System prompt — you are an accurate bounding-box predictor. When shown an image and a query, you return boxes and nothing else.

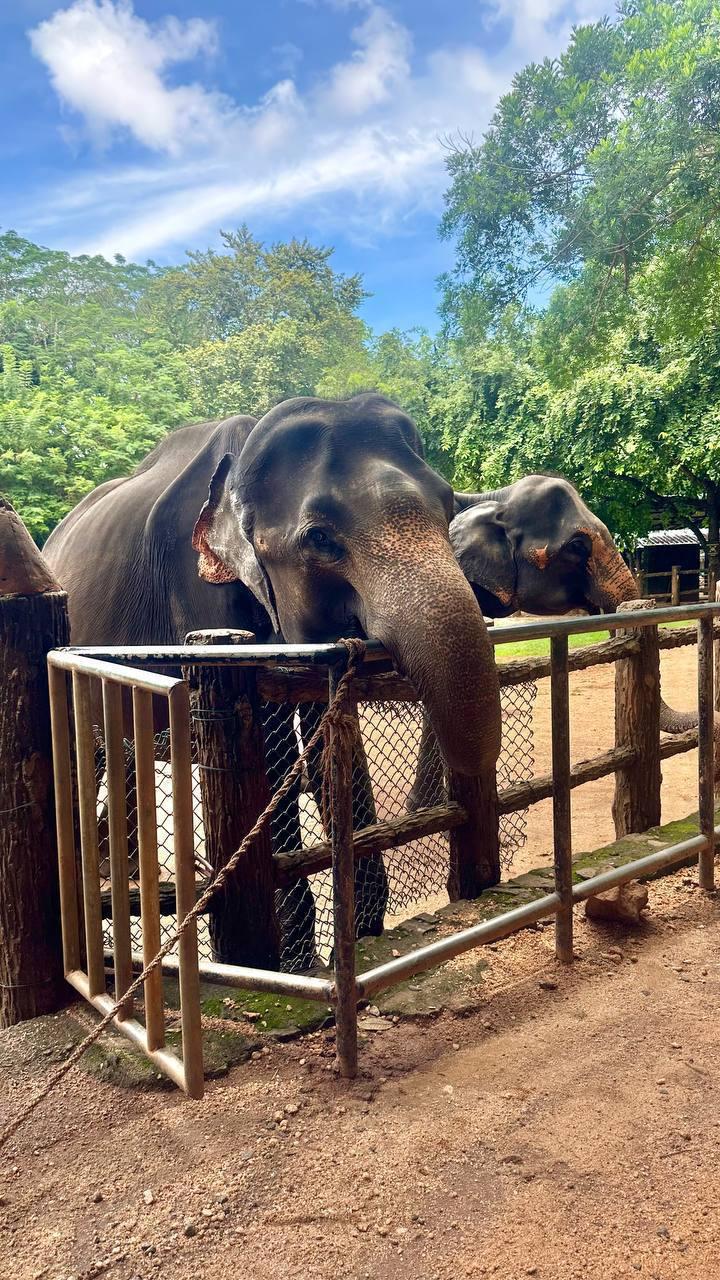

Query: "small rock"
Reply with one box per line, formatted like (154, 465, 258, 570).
(92, 1192, 103, 1204)
(538, 980, 557, 991)
(142, 1190, 154, 1206)
(452, 1043, 460, 1051)
(585, 881, 648, 925)
(183, 1221, 197, 1238)
(392, 949, 401, 958)
(367, 1005, 381, 1017)
(284, 1103, 300, 1116)
(670, 1041, 682, 1050)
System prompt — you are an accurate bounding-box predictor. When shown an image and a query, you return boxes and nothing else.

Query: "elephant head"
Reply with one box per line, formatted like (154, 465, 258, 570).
(451, 474, 638, 618)
(451, 473, 712, 747)
(192, 394, 501, 776)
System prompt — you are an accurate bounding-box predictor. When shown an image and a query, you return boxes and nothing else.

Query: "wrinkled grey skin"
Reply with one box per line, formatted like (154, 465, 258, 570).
(451, 474, 638, 618)
(44, 416, 322, 969)
(409, 473, 705, 811)
(45, 416, 268, 648)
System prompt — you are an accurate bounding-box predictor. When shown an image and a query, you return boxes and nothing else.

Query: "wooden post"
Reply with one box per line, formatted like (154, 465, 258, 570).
(447, 766, 500, 898)
(671, 564, 680, 607)
(0, 499, 69, 1026)
(714, 581, 720, 714)
(329, 664, 358, 1079)
(612, 598, 661, 837)
(638, 570, 648, 599)
(697, 616, 716, 891)
(185, 630, 280, 970)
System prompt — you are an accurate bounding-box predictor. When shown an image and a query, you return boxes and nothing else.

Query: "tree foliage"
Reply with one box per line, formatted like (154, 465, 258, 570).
(438, 0, 720, 547)
(0, 228, 371, 541)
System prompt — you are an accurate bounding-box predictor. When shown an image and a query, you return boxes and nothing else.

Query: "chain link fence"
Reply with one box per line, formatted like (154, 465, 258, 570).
(99, 678, 536, 971)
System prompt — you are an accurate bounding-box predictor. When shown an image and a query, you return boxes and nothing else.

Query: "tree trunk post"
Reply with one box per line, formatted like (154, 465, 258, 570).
(447, 765, 500, 898)
(638, 570, 648, 599)
(671, 564, 680, 606)
(612, 598, 661, 837)
(0, 499, 70, 1026)
(715, 581, 720, 714)
(185, 629, 280, 969)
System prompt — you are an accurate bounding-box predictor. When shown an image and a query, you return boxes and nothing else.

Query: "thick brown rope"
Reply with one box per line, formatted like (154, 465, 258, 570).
(0, 639, 367, 1154)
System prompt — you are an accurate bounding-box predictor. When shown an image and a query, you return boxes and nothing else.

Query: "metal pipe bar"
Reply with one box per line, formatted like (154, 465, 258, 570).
(102, 679, 133, 1020)
(66, 970, 187, 1092)
(490, 603, 720, 645)
(329, 662, 359, 1078)
(59, 604, 720, 672)
(104, 952, 334, 1001)
(357, 826, 720, 1000)
(48, 665, 81, 974)
(570, 831, 716, 902)
(49, 650, 179, 694)
(697, 616, 715, 891)
(550, 635, 573, 963)
(72, 671, 105, 997)
(61, 641, 389, 667)
(356, 892, 562, 998)
(133, 687, 165, 1052)
(168, 685, 205, 1099)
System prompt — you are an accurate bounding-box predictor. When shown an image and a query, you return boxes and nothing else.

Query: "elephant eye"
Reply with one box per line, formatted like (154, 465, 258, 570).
(566, 534, 591, 558)
(302, 526, 342, 558)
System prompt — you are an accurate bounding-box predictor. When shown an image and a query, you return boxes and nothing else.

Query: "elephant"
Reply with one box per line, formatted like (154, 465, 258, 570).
(45, 397, 502, 968)
(408, 472, 705, 811)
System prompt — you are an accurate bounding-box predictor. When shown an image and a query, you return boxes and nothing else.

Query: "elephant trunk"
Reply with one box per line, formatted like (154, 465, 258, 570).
(584, 531, 640, 613)
(354, 517, 501, 776)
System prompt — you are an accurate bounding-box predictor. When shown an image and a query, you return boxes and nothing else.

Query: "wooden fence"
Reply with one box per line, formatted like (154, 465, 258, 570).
(50, 599, 718, 1082)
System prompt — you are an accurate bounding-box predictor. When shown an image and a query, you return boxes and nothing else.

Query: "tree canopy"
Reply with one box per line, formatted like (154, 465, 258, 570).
(438, 0, 720, 549)
(0, 228, 380, 541)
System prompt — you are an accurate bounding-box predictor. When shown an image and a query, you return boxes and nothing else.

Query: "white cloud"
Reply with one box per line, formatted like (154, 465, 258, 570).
(24, 0, 614, 259)
(322, 5, 411, 115)
(29, 0, 228, 153)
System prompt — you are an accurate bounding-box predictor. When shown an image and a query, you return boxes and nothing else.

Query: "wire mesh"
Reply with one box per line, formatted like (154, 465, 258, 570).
(98, 675, 537, 972)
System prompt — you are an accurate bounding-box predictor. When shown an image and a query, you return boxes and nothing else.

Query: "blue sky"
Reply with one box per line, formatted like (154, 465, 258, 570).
(0, 0, 612, 331)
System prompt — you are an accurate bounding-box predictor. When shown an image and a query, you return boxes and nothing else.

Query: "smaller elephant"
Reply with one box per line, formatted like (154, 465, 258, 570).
(409, 473, 708, 812)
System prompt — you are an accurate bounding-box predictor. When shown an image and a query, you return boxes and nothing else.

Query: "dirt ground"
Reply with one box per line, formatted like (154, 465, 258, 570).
(1, 866, 719, 1280)
(515, 643, 699, 877)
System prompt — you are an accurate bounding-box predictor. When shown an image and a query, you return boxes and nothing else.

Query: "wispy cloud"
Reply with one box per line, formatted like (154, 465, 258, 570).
(25, 0, 613, 259)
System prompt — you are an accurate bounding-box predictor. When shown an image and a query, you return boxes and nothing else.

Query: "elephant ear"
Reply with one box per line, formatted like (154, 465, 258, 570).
(449, 501, 517, 612)
(192, 454, 279, 631)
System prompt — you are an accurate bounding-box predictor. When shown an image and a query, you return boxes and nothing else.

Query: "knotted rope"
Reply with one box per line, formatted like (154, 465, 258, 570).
(0, 638, 367, 1154)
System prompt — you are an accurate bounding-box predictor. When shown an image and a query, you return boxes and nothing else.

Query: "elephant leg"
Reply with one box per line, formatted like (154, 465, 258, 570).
(262, 701, 317, 973)
(406, 714, 446, 813)
(298, 701, 389, 941)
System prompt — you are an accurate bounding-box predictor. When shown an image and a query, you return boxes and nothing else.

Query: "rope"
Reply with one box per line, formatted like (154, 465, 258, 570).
(0, 639, 366, 1155)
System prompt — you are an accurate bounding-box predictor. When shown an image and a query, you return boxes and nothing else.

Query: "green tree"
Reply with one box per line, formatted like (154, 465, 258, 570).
(441, 0, 720, 335)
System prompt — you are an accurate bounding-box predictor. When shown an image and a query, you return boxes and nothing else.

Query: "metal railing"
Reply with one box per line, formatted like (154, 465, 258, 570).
(47, 652, 204, 1097)
(50, 600, 719, 1083)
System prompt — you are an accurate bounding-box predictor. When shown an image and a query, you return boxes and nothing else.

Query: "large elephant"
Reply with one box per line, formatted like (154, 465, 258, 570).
(192, 394, 500, 776)
(409, 473, 704, 810)
(45, 398, 501, 967)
